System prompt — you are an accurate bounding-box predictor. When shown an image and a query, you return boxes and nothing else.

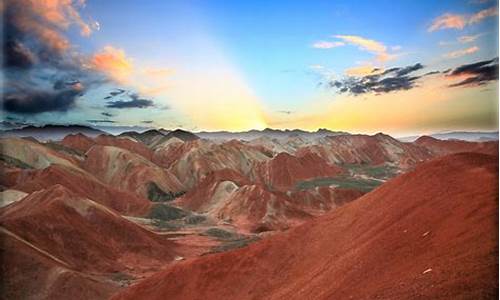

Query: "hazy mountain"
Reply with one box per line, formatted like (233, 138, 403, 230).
(0, 125, 106, 141)
(195, 128, 349, 141)
(399, 131, 499, 142)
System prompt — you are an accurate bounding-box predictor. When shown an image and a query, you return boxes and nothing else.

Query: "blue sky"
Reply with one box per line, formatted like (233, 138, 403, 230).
(2, 0, 499, 134)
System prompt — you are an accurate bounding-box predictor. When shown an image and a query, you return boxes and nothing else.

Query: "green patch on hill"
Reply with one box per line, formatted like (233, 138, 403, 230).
(148, 203, 188, 221)
(147, 182, 185, 202)
(44, 142, 85, 157)
(343, 163, 399, 180)
(0, 154, 33, 169)
(295, 176, 382, 192)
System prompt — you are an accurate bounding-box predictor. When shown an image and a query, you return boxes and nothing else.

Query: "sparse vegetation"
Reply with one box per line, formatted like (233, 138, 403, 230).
(147, 182, 185, 202)
(44, 142, 85, 157)
(204, 228, 236, 240)
(148, 203, 188, 221)
(0, 154, 33, 169)
(343, 163, 398, 179)
(151, 219, 183, 231)
(185, 214, 207, 225)
(210, 236, 260, 253)
(295, 176, 382, 192)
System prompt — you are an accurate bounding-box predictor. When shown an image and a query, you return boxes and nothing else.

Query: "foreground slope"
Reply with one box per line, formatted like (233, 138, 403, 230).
(1, 185, 177, 274)
(114, 152, 498, 300)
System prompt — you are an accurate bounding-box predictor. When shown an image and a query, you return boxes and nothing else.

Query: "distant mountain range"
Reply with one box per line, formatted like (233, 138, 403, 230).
(399, 131, 499, 142)
(195, 128, 349, 141)
(1, 123, 497, 143)
(0, 124, 106, 141)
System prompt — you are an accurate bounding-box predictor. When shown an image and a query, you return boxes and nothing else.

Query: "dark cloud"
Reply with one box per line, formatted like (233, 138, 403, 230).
(424, 70, 441, 76)
(329, 63, 426, 96)
(141, 120, 154, 124)
(106, 93, 155, 109)
(277, 110, 293, 114)
(3, 86, 83, 114)
(447, 58, 499, 87)
(1, 0, 108, 115)
(109, 89, 126, 96)
(4, 40, 36, 69)
(87, 120, 116, 123)
(101, 112, 114, 117)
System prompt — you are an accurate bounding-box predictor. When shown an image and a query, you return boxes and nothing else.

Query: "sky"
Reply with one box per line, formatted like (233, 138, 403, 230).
(2, 0, 499, 135)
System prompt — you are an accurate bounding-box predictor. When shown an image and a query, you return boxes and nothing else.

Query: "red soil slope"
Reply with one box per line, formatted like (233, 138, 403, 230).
(62, 134, 154, 160)
(416, 136, 498, 156)
(254, 152, 343, 191)
(61, 133, 96, 153)
(84, 145, 184, 199)
(176, 169, 250, 211)
(94, 134, 153, 160)
(164, 139, 271, 189)
(1, 185, 177, 275)
(6, 164, 151, 216)
(0, 228, 118, 300)
(114, 152, 498, 300)
(297, 133, 431, 168)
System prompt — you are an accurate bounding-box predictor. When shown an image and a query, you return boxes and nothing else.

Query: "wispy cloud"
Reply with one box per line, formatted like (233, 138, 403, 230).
(312, 41, 345, 49)
(443, 46, 480, 59)
(333, 35, 397, 63)
(428, 7, 498, 32)
(457, 33, 484, 43)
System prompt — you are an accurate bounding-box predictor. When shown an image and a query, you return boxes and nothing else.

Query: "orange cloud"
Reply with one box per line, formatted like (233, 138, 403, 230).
(428, 14, 466, 31)
(334, 35, 386, 53)
(91, 46, 133, 82)
(345, 65, 383, 77)
(469, 6, 498, 24)
(429, 7, 498, 32)
(29, 0, 95, 36)
(333, 35, 397, 64)
(443, 46, 479, 59)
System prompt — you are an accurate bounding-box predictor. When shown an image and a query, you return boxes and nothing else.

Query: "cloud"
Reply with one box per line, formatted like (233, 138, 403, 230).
(309, 64, 325, 70)
(1, 0, 110, 115)
(141, 120, 154, 124)
(428, 14, 467, 31)
(345, 65, 382, 77)
(109, 89, 126, 96)
(469, 6, 498, 24)
(106, 93, 155, 109)
(458, 33, 483, 43)
(101, 112, 114, 117)
(333, 35, 396, 63)
(3, 84, 84, 113)
(447, 57, 499, 87)
(277, 110, 293, 115)
(87, 119, 116, 123)
(91, 46, 133, 83)
(428, 7, 498, 32)
(312, 41, 345, 49)
(328, 63, 425, 95)
(334, 35, 386, 53)
(443, 46, 480, 59)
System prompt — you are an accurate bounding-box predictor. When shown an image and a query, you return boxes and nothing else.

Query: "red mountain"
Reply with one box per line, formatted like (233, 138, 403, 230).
(113, 152, 498, 300)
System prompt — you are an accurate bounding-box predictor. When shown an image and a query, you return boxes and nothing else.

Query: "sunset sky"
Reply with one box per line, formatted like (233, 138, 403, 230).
(2, 0, 499, 135)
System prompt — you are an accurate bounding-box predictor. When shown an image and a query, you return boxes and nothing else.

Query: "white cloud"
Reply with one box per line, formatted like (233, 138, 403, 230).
(312, 41, 345, 49)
